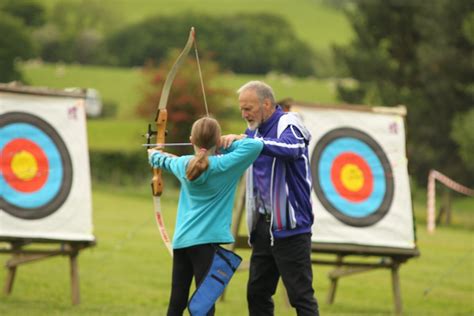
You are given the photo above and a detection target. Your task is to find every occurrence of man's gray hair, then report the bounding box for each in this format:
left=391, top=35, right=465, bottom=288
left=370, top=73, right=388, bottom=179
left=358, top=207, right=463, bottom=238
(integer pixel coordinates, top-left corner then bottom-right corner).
left=237, top=81, right=276, bottom=106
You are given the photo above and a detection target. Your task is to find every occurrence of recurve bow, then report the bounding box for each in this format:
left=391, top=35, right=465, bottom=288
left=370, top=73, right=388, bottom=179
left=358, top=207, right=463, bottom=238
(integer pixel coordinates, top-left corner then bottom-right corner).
left=146, top=27, right=204, bottom=256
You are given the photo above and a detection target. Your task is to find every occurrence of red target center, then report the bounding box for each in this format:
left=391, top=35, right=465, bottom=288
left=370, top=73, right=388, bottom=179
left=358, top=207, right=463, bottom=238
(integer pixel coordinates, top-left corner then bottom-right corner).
left=331, top=152, right=373, bottom=202
left=2, top=138, right=49, bottom=192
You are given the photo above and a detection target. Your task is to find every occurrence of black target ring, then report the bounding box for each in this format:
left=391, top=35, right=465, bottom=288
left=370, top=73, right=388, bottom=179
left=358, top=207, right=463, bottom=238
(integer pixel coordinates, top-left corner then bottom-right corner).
left=0, top=112, right=73, bottom=219
left=311, top=127, right=394, bottom=227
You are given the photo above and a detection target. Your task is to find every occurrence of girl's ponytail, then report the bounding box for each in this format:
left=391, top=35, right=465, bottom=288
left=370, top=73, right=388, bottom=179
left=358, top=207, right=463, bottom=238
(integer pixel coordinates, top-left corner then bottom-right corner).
left=186, top=118, right=221, bottom=181
left=186, top=149, right=209, bottom=180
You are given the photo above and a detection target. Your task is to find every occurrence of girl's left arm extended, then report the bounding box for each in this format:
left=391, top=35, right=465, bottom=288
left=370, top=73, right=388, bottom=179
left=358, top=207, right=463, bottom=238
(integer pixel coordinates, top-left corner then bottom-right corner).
left=148, top=149, right=182, bottom=175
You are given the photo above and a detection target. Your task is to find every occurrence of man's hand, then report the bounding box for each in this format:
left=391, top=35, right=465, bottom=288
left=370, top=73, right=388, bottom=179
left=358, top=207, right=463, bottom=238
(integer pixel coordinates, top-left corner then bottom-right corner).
left=220, top=134, right=247, bottom=149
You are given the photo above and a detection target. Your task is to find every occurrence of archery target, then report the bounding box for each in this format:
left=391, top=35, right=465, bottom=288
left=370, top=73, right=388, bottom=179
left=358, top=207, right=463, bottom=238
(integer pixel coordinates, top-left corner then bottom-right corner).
left=1, top=112, right=73, bottom=219
left=0, top=89, right=94, bottom=241
left=311, top=127, right=394, bottom=227
left=294, top=105, right=415, bottom=249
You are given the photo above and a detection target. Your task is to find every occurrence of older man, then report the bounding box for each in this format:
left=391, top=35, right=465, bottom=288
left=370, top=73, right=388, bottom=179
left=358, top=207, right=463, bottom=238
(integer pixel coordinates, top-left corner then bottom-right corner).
left=224, top=81, right=319, bottom=315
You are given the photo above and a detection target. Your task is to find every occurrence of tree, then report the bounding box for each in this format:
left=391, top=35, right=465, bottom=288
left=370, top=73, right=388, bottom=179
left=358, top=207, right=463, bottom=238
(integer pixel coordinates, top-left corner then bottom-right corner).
left=451, top=109, right=474, bottom=174
left=136, top=51, right=230, bottom=156
left=334, top=0, right=474, bottom=185
left=33, top=0, right=118, bottom=64
left=0, top=12, right=35, bottom=82
left=106, top=13, right=315, bottom=76
left=0, top=0, right=45, bottom=27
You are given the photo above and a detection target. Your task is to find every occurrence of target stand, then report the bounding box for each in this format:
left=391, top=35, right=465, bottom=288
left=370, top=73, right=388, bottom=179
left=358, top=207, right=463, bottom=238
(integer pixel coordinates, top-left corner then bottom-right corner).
left=310, top=243, right=418, bottom=315
left=0, top=83, right=96, bottom=305
left=0, top=237, right=95, bottom=305
left=228, top=102, right=420, bottom=315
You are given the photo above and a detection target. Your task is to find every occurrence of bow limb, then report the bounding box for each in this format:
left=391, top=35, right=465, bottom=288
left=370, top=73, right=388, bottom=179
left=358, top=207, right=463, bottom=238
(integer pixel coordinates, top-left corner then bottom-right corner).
left=158, top=27, right=195, bottom=111
left=151, top=27, right=196, bottom=257
left=151, top=110, right=173, bottom=256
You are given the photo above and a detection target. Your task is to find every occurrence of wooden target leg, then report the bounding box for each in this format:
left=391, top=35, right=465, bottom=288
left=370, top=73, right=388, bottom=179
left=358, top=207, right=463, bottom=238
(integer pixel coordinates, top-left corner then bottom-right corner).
left=4, top=263, right=17, bottom=295
left=391, top=262, right=402, bottom=316
left=326, top=255, right=343, bottom=304
left=70, top=251, right=80, bottom=305
left=327, top=275, right=338, bottom=304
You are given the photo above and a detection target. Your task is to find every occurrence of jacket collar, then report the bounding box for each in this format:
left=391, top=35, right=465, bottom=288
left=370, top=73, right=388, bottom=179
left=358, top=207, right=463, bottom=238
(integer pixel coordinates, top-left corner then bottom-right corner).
left=256, top=105, right=284, bottom=136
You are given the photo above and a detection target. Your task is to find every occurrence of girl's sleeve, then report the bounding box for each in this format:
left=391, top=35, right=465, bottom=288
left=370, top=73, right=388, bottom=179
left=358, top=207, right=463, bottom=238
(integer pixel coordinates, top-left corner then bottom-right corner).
left=148, top=151, right=183, bottom=176
left=217, top=138, right=263, bottom=173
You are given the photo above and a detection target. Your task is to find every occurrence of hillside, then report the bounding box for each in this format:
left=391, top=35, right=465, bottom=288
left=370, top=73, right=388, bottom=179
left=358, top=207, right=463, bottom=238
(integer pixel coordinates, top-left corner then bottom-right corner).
left=40, top=0, right=353, bottom=53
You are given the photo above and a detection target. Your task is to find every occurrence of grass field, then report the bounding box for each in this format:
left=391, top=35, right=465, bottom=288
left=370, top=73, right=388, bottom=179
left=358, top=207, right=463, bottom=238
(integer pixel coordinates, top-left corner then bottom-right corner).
left=21, top=63, right=339, bottom=118
left=0, top=184, right=473, bottom=315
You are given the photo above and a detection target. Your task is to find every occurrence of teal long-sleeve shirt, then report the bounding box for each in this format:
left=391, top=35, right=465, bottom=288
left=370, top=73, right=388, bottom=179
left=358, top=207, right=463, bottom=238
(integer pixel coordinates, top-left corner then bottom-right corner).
left=149, top=138, right=263, bottom=249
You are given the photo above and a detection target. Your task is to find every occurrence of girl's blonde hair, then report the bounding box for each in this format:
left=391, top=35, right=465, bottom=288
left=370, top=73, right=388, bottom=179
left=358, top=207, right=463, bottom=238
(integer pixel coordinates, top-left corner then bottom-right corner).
left=186, top=117, right=221, bottom=180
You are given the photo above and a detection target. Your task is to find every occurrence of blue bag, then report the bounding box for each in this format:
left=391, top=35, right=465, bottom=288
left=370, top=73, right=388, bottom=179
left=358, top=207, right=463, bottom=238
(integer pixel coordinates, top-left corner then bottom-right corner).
left=188, top=245, right=242, bottom=316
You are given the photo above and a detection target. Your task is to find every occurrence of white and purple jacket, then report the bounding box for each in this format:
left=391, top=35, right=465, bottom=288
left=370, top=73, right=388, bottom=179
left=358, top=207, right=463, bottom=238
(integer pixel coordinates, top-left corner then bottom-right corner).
left=245, top=106, right=314, bottom=244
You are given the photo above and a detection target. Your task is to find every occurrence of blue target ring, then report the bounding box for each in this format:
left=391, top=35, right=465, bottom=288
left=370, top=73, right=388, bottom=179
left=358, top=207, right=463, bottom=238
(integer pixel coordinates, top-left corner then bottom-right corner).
left=0, top=112, right=73, bottom=219
left=319, top=138, right=385, bottom=217
left=311, top=128, right=394, bottom=227
left=1, top=123, right=64, bottom=208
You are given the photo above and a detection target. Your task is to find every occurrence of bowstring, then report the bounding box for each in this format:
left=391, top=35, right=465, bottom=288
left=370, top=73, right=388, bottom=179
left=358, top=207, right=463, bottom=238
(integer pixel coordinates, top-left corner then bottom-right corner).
left=193, top=35, right=209, bottom=117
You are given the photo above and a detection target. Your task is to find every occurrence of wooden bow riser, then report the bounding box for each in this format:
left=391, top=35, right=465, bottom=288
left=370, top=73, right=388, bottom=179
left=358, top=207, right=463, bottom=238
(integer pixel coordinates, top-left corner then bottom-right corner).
left=152, top=109, right=167, bottom=197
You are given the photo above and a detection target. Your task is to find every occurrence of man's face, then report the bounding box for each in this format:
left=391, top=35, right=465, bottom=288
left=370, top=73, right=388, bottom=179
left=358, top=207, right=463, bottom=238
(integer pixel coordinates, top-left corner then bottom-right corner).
left=239, top=89, right=272, bottom=131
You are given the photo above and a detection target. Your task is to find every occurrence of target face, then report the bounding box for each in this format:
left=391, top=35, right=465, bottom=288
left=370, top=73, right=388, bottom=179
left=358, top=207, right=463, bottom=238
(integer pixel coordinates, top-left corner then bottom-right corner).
left=311, top=127, right=394, bottom=227
left=0, top=112, right=73, bottom=219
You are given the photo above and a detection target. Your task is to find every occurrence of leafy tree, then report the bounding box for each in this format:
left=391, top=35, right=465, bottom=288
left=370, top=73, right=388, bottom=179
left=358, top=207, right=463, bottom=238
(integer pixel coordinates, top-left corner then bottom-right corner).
left=33, top=0, right=118, bottom=64
left=106, top=14, right=189, bottom=67
left=334, top=0, right=474, bottom=185
left=32, top=23, right=67, bottom=62
left=107, top=13, right=314, bottom=76
left=136, top=51, right=229, bottom=156
left=451, top=109, right=474, bottom=174
left=0, top=12, right=35, bottom=82
left=0, top=0, right=45, bottom=27
left=49, top=0, right=119, bottom=35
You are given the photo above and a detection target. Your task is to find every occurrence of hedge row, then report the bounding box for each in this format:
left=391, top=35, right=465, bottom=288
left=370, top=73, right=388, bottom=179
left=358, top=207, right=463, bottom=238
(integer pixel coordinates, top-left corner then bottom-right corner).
left=88, top=150, right=146, bottom=185
left=106, top=13, right=315, bottom=76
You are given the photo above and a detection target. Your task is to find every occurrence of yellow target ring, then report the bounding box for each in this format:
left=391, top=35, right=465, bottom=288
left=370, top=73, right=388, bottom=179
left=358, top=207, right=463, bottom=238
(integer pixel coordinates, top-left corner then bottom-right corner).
left=11, top=150, right=38, bottom=181
left=340, top=163, right=364, bottom=192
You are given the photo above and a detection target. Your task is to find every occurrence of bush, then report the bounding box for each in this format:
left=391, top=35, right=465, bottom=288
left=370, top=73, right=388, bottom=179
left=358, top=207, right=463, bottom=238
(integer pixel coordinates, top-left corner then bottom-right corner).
left=99, top=99, right=118, bottom=119
left=89, top=150, right=147, bottom=185
left=0, top=0, right=45, bottom=27
left=135, top=52, right=229, bottom=156
left=451, top=109, right=474, bottom=175
left=32, top=23, right=68, bottom=62
left=32, top=0, right=117, bottom=64
left=0, top=12, right=35, bottom=82
left=106, top=13, right=315, bottom=76
left=89, top=149, right=179, bottom=187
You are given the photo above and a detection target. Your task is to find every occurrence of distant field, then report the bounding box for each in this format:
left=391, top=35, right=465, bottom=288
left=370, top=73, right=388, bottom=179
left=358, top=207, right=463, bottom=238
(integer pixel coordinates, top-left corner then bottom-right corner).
left=21, top=63, right=339, bottom=118
left=21, top=62, right=339, bottom=151
left=21, top=62, right=143, bottom=119
left=40, top=0, right=352, bottom=53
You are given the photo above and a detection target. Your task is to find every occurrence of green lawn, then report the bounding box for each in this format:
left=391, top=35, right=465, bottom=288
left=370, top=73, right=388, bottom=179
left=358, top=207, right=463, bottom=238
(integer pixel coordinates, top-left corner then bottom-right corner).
left=1, top=184, right=472, bottom=315
left=21, top=62, right=144, bottom=119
